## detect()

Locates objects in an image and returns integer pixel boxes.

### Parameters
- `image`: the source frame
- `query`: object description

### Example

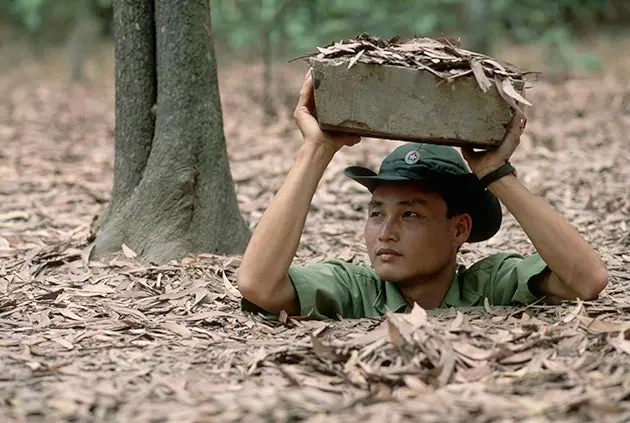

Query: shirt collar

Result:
[374,280,409,314]
[441,265,470,308]
[441,270,462,308]
[374,266,465,313]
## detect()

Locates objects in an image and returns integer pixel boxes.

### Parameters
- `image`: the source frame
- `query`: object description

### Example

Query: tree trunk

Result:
[93,0,251,264]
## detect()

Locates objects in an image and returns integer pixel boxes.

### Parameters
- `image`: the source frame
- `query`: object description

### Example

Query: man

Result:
[237,70,608,319]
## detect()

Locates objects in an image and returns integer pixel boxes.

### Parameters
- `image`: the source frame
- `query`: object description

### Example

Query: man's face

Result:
[364,182,469,284]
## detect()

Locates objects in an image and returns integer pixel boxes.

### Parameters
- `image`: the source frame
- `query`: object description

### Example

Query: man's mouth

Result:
[376,248,402,257]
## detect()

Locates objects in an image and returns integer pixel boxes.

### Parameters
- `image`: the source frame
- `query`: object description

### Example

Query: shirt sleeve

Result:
[287,260,380,319]
[489,253,550,305]
[240,260,381,320]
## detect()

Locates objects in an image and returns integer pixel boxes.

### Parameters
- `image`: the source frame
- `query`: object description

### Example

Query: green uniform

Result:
[242,253,548,319]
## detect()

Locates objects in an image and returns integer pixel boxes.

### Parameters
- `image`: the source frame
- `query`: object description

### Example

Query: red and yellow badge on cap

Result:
[404,150,420,164]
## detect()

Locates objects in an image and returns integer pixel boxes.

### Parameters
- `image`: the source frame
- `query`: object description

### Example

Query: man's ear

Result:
[453,213,472,248]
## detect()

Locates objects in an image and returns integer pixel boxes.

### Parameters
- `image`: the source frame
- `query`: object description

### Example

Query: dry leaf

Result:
[543,358,569,372]
[556,334,586,356]
[609,332,630,356]
[311,335,345,362]
[437,345,456,386]
[403,375,428,393]
[499,350,533,365]
[457,363,492,382]
[494,76,524,114]
[38,310,50,328]
[501,78,532,106]
[347,322,388,346]
[483,297,503,316]
[82,284,115,294]
[451,342,493,360]
[470,59,492,92]
[37,289,64,301]
[52,337,74,350]
[347,49,365,69]
[107,303,150,321]
[121,243,138,259]
[184,310,232,321]
[387,319,407,348]
[247,346,268,375]
[59,308,84,321]
[0,236,10,249]
[81,242,95,270]
[162,321,192,339]
[279,309,288,324]
[448,311,465,332]
[562,299,583,323]
[221,269,242,300]
[578,316,630,334]
[402,303,427,328]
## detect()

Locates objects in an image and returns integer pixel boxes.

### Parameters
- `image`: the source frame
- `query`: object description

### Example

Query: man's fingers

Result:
[510,111,526,131]
[502,111,526,144]
[295,71,318,119]
[296,71,313,109]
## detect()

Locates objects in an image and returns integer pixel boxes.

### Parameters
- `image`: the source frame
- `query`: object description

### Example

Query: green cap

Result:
[344,143,502,242]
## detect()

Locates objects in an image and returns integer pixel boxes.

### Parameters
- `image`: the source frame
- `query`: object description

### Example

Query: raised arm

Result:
[463,114,608,301]
[237,71,360,315]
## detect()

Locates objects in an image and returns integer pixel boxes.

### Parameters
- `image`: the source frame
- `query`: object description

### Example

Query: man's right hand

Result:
[294,70,361,152]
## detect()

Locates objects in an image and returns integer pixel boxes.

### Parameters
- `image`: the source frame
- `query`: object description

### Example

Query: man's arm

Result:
[487,174,607,300]
[237,71,360,315]
[463,114,608,301]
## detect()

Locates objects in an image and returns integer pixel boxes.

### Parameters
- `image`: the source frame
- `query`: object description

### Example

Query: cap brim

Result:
[344,166,432,192]
[344,166,502,243]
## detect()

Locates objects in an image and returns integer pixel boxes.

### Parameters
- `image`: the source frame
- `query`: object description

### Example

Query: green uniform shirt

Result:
[242,253,548,320]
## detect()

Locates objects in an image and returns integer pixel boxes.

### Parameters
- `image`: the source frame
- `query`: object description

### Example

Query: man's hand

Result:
[294,70,360,153]
[462,111,527,178]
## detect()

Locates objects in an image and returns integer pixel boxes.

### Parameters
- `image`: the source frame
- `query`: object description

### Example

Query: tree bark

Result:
[111,0,155,207]
[93,0,250,264]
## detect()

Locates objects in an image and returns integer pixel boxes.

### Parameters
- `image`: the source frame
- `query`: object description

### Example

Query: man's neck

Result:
[398,259,458,309]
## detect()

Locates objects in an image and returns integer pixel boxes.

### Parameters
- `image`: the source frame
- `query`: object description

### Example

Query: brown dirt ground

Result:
[1,36,630,422]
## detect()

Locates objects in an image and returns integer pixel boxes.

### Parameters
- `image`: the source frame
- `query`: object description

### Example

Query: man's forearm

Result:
[238,142,337,310]
[488,174,607,298]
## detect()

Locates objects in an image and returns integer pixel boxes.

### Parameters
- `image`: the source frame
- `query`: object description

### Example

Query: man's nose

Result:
[378,218,400,242]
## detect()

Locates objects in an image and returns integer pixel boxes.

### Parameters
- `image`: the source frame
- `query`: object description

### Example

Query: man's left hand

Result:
[462,111,526,179]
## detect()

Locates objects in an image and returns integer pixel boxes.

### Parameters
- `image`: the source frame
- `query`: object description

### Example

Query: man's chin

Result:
[372,265,410,284]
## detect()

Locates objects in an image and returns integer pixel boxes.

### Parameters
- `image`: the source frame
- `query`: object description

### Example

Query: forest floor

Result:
[1,34,630,422]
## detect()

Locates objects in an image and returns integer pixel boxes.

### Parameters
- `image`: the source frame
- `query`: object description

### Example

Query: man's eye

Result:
[369,211,382,218]
[403,211,419,218]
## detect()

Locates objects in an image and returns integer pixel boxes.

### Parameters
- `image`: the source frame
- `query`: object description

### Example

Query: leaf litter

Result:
[305,33,535,110]
[1,38,630,422]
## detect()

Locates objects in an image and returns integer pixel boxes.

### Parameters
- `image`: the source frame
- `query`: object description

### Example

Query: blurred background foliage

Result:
[2,0,629,73]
